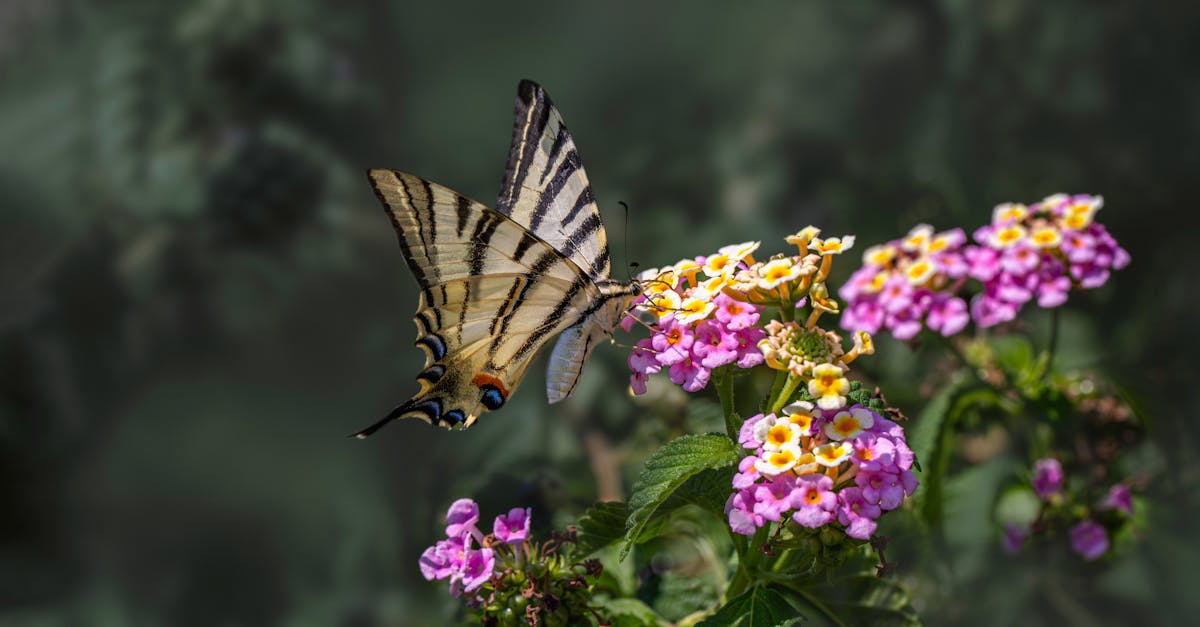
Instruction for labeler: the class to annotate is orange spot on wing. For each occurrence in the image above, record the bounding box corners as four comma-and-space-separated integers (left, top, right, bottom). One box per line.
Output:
473, 373, 509, 398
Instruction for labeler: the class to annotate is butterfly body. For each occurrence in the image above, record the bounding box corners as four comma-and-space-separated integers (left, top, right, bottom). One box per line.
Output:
356, 81, 636, 435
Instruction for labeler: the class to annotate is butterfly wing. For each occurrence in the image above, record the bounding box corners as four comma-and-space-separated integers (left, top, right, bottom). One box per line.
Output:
496, 80, 614, 282
357, 169, 604, 434
497, 80, 639, 403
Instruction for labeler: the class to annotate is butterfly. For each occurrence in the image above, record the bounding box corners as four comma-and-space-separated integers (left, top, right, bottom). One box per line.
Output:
355, 80, 640, 435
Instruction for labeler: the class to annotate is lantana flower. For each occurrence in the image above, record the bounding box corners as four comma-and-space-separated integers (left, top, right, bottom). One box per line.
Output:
726, 404, 917, 540
839, 224, 971, 340
967, 194, 1129, 326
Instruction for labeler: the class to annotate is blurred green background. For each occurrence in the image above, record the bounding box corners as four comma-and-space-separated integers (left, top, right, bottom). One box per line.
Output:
1, 1, 1196, 625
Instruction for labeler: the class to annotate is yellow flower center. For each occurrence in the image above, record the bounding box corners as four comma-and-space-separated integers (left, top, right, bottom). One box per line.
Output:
804, 489, 821, 505
768, 450, 796, 467
832, 416, 862, 437
765, 265, 791, 282
666, 329, 682, 345
1064, 214, 1090, 230
787, 412, 813, 431
998, 227, 1023, 244
766, 424, 793, 447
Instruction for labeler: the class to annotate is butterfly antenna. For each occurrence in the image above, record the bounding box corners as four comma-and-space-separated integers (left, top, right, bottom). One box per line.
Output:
619, 201, 635, 284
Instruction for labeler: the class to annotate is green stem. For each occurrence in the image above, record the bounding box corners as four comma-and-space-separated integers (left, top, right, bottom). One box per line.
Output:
715, 367, 739, 441
769, 374, 801, 415
785, 582, 848, 627
1046, 307, 1060, 371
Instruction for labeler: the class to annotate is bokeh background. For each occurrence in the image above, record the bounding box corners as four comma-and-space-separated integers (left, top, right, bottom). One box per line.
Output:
2, 1, 1197, 625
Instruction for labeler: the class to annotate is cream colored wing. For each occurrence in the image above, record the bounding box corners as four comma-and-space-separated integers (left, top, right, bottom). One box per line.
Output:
356, 169, 601, 433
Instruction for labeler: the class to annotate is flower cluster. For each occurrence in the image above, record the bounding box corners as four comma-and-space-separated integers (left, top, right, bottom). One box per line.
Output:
626, 228, 860, 394
727, 401, 917, 540
419, 498, 603, 625
841, 193, 1130, 338
624, 242, 766, 393
967, 194, 1130, 326
1002, 458, 1136, 562
839, 224, 971, 339
419, 498, 525, 598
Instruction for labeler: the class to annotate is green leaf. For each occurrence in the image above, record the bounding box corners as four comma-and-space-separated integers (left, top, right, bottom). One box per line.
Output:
621, 434, 741, 560
911, 380, 1006, 529
663, 465, 739, 518
594, 597, 667, 627
803, 574, 920, 627
574, 501, 630, 558
698, 585, 803, 626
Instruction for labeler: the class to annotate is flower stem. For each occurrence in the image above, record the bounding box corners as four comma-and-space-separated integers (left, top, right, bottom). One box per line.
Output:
715, 367, 739, 441
770, 374, 802, 415
1046, 307, 1060, 370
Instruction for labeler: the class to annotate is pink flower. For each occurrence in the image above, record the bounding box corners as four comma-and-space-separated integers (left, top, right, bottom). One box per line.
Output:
850, 433, 897, 473
419, 535, 467, 580
790, 473, 837, 528
453, 546, 496, 595
493, 507, 532, 544
1100, 484, 1134, 516
1070, 520, 1109, 561
733, 455, 761, 489
669, 356, 711, 392
628, 338, 660, 395
857, 470, 916, 511
754, 475, 800, 522
880, 276, 914, 314
885, 305, 923, 340
738, 413, 769, 449
970, 292, 1018, 328
1062, 231, 1096, 263
733, 327, 766, 368
926, 295, 969, 336
652, 317, 694, 366
726, 489, 764, 536
837, 487, 881, 539
966, 245, 1001, 281
1032, 458, 1064, 500
1000, 246, 1041, 275
713, 293, 759, 330
842, 301, 883, 335
445, 499, 480, 538
693, 320, 739, 369
1036, 272, 1071, 308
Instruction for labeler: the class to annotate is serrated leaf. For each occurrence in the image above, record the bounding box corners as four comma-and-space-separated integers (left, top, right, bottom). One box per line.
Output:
698, 585, 803, 626
809, 574, 921, 627
574, 501, 630, 558
621, 434, 741, 559
594, 597, 667, 627
664, 465, 738, 517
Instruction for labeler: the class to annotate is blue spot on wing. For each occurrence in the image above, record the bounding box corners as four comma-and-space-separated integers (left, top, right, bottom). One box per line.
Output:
480, 385, 506, 410
417, 335, 447, 360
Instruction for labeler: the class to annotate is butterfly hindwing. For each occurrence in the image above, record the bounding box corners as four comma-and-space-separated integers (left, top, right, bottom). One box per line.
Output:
359, 169, 604, 433
496, 79, 614, 282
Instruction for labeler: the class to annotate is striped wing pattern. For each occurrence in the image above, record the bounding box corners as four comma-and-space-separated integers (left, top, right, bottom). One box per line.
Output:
496, 80, 613, 282
356, 170, 605, 433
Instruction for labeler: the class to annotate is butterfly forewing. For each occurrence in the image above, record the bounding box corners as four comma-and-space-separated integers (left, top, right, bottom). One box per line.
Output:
358, 81, 637, 436
360, 169, 602, 432
496, 80, 613, 282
